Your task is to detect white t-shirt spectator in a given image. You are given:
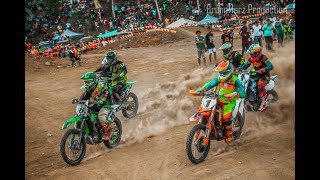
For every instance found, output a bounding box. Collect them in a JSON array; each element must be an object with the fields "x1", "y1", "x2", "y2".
[{"x1": 252, "y1": 25, "x2": 262, "y2": 37}]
